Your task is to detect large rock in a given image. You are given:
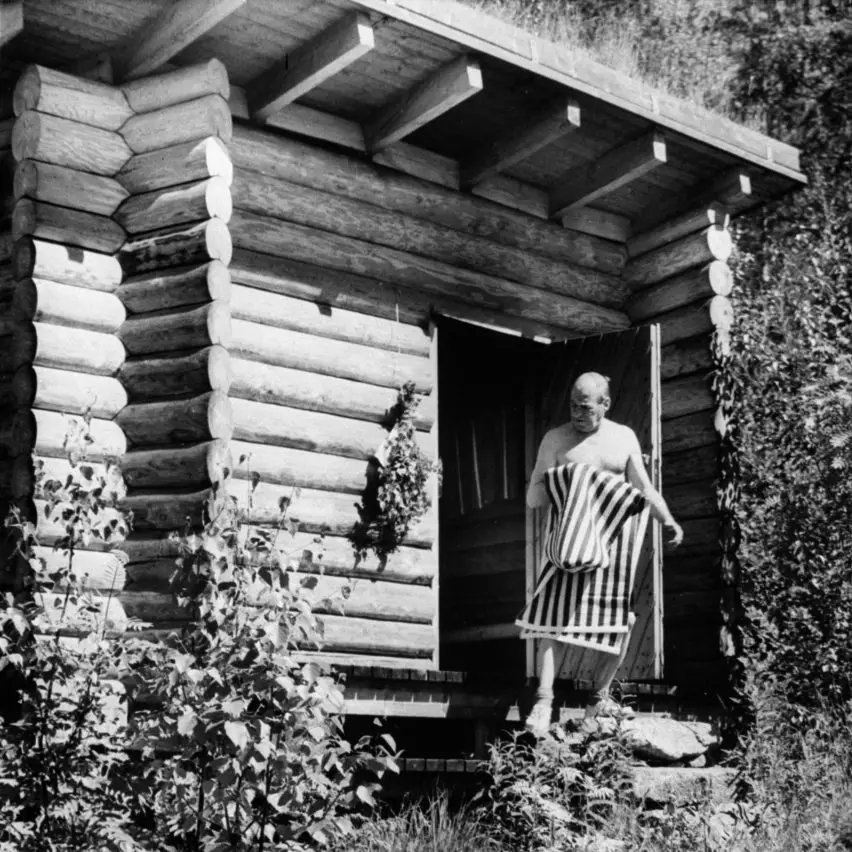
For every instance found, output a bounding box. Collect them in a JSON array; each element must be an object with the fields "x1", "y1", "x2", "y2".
[
  {"x1": 622, "y1": 717, "x2": 720, "y2": 762},
  {"x1": 634, "y1": 766, "x2": 736, "y2": 807}
]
